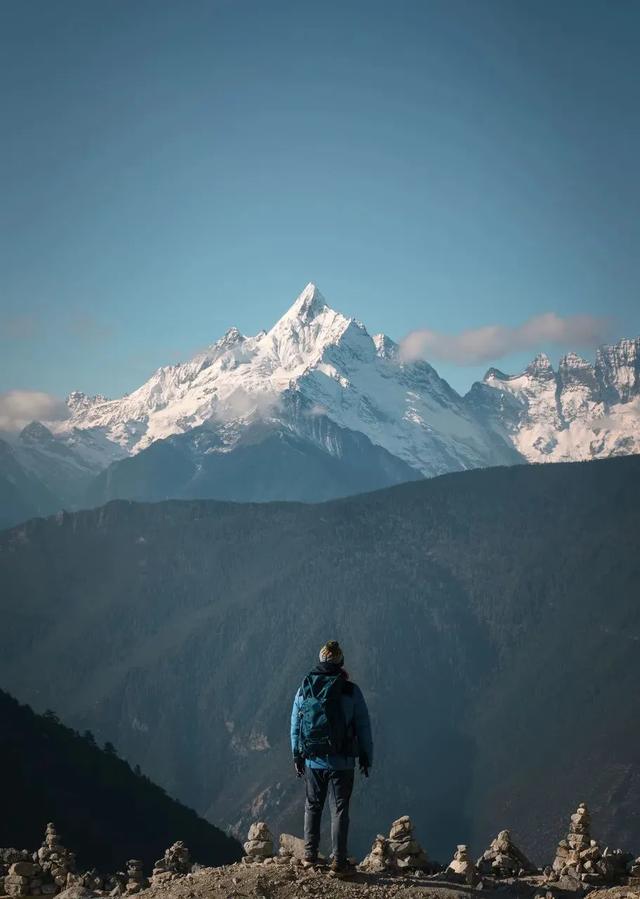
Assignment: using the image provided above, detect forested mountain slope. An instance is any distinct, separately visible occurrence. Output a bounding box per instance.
[0,690,242,871]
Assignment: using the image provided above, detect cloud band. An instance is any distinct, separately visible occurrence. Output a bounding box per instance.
[400,312,611,365]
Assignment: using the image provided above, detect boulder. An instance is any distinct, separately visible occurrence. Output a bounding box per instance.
[278,834,306,860]
[9,862,39,877]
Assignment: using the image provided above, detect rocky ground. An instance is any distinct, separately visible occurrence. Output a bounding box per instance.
[131,862,640,899]
[3,808,639,899]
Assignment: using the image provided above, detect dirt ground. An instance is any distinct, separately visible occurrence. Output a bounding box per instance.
[136,861,640,899]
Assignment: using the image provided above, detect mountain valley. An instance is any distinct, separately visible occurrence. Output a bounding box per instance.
[1,456,638,862]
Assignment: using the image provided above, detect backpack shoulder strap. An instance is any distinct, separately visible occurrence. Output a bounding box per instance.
[301,673,341,701]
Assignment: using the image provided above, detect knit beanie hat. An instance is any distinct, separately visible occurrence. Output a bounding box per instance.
[319,640,344,665]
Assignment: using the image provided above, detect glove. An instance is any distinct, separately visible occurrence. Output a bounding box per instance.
[359,752,370,778]
[294,755,306,778]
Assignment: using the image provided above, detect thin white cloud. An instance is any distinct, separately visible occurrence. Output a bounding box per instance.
[306,403,329,417]
[400,312,611,365]
[212,387,282,422]
[0,390,70,433]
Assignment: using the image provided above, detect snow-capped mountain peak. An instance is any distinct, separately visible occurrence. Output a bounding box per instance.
[281,281,327,323]
[37,283,516,476]
[23,284,640,483]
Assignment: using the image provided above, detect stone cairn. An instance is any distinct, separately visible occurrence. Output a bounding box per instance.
[150,841,192,884]
[359,835,394,873]
[124,859,147,894]
[2,824,76,897]
[476,829,537,878]
[446,844,476,882]
[388,816,429,870]
[360,816,429,872]
[548,802,633,886]
[242,823,274,864]
[37,823,76,890]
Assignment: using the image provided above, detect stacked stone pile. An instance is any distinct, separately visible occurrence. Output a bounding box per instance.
[124,860,147,894]
[359,835,394,873]
[359,816,429,872]
[387,816,429,870]
[37,823,76,890]
[548,803,633,886]
[242,823,274,864]
[476,829,537,878]
[150,842,192,883]
[2,824,76,896]
[446,844,476,881]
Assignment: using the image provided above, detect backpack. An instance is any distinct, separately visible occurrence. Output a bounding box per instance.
[297,673,348,758]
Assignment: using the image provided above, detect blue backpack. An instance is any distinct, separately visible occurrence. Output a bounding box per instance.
[297,673,348,758]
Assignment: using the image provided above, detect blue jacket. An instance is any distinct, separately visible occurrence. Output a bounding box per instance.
[290,670,373,771]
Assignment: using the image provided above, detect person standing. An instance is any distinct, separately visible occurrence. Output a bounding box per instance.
[290,640,373,874]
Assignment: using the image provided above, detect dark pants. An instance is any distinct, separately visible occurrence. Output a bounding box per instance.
[304,766,355,863]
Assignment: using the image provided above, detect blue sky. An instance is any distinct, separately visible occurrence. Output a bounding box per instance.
[1,0,639,401]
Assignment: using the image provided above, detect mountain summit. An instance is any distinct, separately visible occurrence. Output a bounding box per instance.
[2,284,640,525]
[44,283,514,476]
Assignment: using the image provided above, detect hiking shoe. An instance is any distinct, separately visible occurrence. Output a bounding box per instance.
[301,857,317,869]
[328,860,350,877]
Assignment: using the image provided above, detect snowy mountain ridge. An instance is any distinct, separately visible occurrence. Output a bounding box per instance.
[9,284,640,508]
[45,283,515,477]
[470,337,640,463]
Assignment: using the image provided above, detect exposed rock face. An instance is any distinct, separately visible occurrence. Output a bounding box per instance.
[470,338,640,465]
[243,823,274,863]
[476,829,537,878]
[548,803,633,886]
